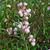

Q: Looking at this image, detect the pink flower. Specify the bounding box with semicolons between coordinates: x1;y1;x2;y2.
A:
24;28;30;33
48;49;50;50
24;11;28;15
23;21;29;26
22;25;27;30
47;6;50;10
32;38;36;42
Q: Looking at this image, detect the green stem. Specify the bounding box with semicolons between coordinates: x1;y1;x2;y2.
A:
21;33;28;50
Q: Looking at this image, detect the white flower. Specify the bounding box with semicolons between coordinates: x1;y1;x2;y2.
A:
23;2;27;6
13;27;17;32
17;24;21;28
7;5;11;8
26;9;31;13
17;2;23;7
17;22;22;28
28;35;33;38
25;17;28;20
4;18;7;22
19;22;22;25
18;10;23;17
24;28;30;33
6;27;12;35
29;38;32;42
31;41;36;46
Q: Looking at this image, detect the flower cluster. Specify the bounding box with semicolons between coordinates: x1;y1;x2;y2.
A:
22;21;30;33
17;2;36;46
28;35;36;46
17;2;31;33
6;27;17;35
17;2;31;17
